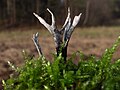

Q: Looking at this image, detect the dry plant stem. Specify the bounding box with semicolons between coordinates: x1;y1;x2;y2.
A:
33;8;82;62
32;32;43;57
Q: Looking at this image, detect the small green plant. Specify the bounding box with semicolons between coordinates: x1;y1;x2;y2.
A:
2;36;120;90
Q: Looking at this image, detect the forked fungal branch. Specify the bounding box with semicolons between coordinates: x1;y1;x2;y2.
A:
33;8;82;61
32;32;43;57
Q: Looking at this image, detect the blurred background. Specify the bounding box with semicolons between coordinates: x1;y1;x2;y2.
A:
0;0;120;89
0;0;120;28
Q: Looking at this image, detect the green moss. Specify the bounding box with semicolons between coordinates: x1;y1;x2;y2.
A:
2;36;120;90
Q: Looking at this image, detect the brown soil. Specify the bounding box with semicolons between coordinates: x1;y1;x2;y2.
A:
0;26;120;89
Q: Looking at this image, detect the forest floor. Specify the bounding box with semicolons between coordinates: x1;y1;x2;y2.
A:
0;26;120;89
